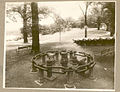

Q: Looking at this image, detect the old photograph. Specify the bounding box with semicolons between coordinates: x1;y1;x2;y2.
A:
4;1;115;90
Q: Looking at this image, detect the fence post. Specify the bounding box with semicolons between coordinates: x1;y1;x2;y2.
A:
31;60;37;72
38;66;44;82
55;51;59;62
69;51;73;59
60;51;68;68
87;56;96;80
35;65;44;86
47;60;52;78
64;67;75;88
71;56;78;65
89;67;95;80
73;51;76;56
42;53;46;65
46;57;56;80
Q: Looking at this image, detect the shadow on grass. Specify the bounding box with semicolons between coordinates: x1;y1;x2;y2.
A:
40;42;71;52
5;41;115;89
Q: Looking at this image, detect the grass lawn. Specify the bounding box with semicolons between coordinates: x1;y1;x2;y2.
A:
5;28;115;89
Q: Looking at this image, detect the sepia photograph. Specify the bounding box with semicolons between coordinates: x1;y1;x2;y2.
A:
4;1;115;90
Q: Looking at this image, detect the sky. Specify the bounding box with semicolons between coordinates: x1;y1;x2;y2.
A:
6;1;87;26
38;1;86;25
38;1;85;19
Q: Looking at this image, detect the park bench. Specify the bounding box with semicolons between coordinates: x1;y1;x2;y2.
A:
16;45;32;53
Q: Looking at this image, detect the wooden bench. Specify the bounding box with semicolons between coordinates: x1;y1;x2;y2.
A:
16;45;32;53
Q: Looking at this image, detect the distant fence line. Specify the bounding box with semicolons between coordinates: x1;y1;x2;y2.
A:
73;37;115;46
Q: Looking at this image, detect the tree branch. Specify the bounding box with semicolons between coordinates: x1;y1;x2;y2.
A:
78;5;85;16
12;7;24;18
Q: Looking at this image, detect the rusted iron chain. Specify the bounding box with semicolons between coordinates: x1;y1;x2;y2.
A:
31;50;95;73
31;50;96;88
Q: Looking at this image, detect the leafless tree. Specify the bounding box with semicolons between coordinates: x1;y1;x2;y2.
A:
79;2;92;38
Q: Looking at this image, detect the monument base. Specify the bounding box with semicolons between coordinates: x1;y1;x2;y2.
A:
64;84;76;89
45;75;57;81
35;80;44;86
89;76;97;81
30;69;38;73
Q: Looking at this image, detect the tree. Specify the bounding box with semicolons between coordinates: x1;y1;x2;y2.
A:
23;4;28;43
48;13;66;42
6;3;51;43
90;3;103;30
86;15;97;28
31;2;40;53
6;3;31;43
54;14;64;42
102;2;115;36
79;2;92;38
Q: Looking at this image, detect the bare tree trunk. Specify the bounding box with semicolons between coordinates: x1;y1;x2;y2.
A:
110;26;114;36
31;2;40;53
97;23;100;30
106;23;109;31
106;23;114;36
23;19;28;43
85;5;88;38
23;4;28;43
79;2;91;38
97;16;101;30
110;31;114;36
110;18;115;36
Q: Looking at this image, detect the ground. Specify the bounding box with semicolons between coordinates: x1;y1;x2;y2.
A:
5;28;114;89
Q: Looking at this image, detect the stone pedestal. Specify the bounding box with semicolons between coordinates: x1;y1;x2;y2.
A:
64;67;76;88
